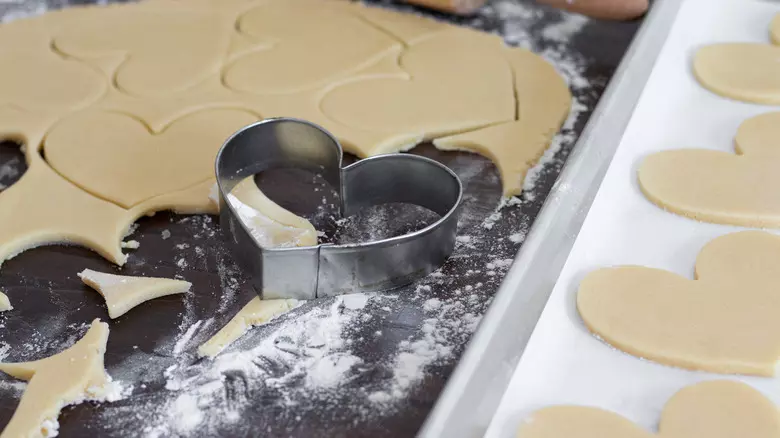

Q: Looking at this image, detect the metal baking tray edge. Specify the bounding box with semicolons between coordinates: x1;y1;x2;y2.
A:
419;0;684;436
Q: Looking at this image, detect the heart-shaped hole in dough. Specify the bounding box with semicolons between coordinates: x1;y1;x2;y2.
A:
0;141;26;192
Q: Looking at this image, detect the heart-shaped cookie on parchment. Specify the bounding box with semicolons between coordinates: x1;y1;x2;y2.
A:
639;111;780;227
578;231;780;376
43;109;258;209
517;380;780;438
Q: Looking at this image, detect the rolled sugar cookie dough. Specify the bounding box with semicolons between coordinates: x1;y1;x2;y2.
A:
694;43;780;104
43;109;258;209
226;176;318;248
198;297;299;358
578;231;780;376
639;112;780;227
0;320;118;438
0;0;569;270
516;380;780;438
78;268;191;318
0;291;10;312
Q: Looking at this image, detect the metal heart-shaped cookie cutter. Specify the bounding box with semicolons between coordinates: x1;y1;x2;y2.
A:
215;118;463;300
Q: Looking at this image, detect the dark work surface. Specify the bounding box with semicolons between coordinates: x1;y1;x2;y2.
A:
0;1;643;437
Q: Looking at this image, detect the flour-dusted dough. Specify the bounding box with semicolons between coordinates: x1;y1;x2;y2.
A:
639;112;780;227
0;319;117;438
771;14;779;45
578;231;780;376
694;43;780;105
227;176;318;248
516;380;780;438
0;291;11;312
198;298;298;358
0;0;570;269
44;109;257;209
435;47;571;196
78;268;191;318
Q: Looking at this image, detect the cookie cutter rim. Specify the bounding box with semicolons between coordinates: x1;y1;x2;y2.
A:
215;117;463;300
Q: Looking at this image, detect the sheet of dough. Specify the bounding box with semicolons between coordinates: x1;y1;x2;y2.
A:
78;268;191;318
577;231;780;376
0;0;569;270
516;380;780;438
198;297;298;358
639;112;780;227
693;43;780;105
226;176;318;248
0;319;114;438
0;291;11;312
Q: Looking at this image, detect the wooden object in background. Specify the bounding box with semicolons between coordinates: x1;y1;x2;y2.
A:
538;0;649;20
401;0;487;15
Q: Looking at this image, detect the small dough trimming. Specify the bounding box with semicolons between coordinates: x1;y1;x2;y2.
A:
79;268;191;319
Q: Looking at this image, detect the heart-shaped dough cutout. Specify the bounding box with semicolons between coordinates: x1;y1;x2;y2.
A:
223;0;400;95
53;5;232;97
578;231;780;376
694;43;780;104
435;47;571;196
0;50;105;112
771;13;779;45
43;109;258;209
319;29;515;153
639;112;780;227
517;380;780;438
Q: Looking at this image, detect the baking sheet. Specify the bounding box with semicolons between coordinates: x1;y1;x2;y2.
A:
485;0;780;436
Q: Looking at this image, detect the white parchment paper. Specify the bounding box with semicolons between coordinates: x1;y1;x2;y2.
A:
486;0;780;436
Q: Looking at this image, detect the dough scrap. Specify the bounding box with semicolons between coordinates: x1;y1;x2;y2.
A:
639;112;780;227
435;47;571;196
0;319;116;438
693;43;780;105
227;176;318;248
78;268;191;318
771;13;779;45
0;291;11;312
43;109;258;208
516;380;780;438
198;297;298;358
578;231;780;376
